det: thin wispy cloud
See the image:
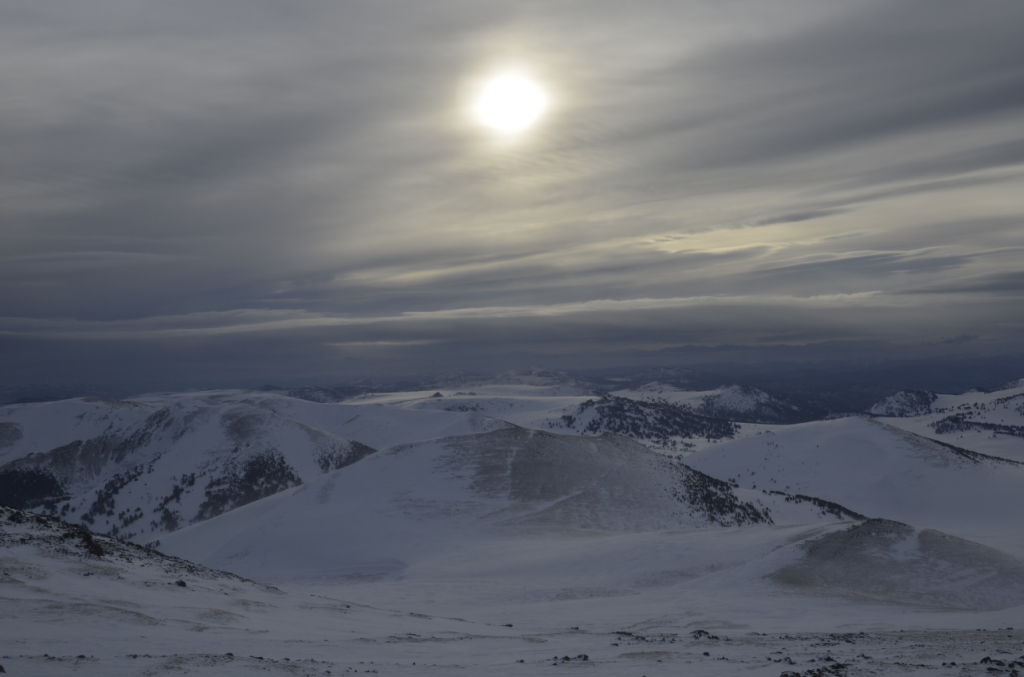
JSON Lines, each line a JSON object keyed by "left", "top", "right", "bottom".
{"left": 1, "top": 0, "right": 1021, "bottom": 388}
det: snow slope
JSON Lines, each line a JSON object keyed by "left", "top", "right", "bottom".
{"left": 685, "top": 417, "right": 1024, "bottom": 557}
{"left": 6, "top": 503, "right": 1024, "bottom": 676}
{"left": 0, "top": 390, "right": 505, "bottom": 541}
{"left": 870, "top": 381, "right": 1024, "bottom": 462}
{"left": 770, "top": 518, "right": 1024, "bottom": 611}
{"left": 158, "top": 427, "right": 862, "bottom": 583}
{"left": 4, "top": 382, "right": 1021, "bottom": 548}
{"left": 615, "top": 383, "right": 816, "bottom": 424}
{"left": 346, "top": 386, "right": 754, "bottom": 453}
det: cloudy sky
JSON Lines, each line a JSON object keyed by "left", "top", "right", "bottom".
{"left": 2, "top": 0, "right": 1023, "bottom": 389}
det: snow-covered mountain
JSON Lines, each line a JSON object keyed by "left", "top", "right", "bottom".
{"left": 868, "top": 380, "right": 1024, "bottom": 462}
{"left": 769, "top": 517, "right": 1024, "bottom": 611}
{"left": 550, "top": 394, "right": 740, "bottom": 452}
{"left": 4, "top": 379, "right": 1022, "bottom": 547}
{"left": 868, "top": 389, "right": 939, "bottom": 417}
{"left": 685, "top": 417, "right": 1024, "bottom": 556}
{"left": 4, "top": 377, "right": 1024, "bottom": 676}
{"left": 614, "top": 383, "right": 817, "bottom": 424}
{"left": 336, "top": 385, "right": 750, "bottom": 453}
{"left": 157, "top": 427, "right": 865, "bottom": 581}
{"left": 0, "top": 390, "right": 505, "bottom": 541}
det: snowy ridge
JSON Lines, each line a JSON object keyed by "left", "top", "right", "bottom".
{"left": 868, "top": 390, "right": 938, "bottom": 417}
{"left": 685, "top": 417, "right": 1024, "bottom": 556}
{"left": 340, "top": 386, "right": 755, "bottom": 454}
{"left": 869, "top": 380, "right": 1024, "bottom": 461}
{"left": 552, "top": 395, "right": 740, "bottom": 452}
{"left": 0, "top": 390, "right": 506, "bottom": 541}
{"left": 423, "top": 368, "right": 604, "bottom": 395}
{"left": 4, "top": 380, "right": 1024, "bottom": 676}
{"left": 609, "top": 384, "right": 819, "bottom": 424}
{"left": 0, "top": 503, "right": 251, "bottom": 583}
{"left": 696, "top": 385, "right": 807, "bottom": 423}
{"left": 5, "top": 503, "right": 1024, "bottom": 676}
{"left": 999, "top": 377, "right": 1024, "bottom": 391}
{"left": 771, "top": 518, "right": 1024, "bottom": 611}
{"left": 157, "top": 428, "right": 862, "bottom": 583}
{"left": 4, "top": 381, "right": 1022, "bottom": 548}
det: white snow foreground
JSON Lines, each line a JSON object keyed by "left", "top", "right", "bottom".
{"left": 2, "top": 382, "right": 1024, "bottom": 675}
{"left": 4, "top": 506, "right": 1024, "bottom": 677}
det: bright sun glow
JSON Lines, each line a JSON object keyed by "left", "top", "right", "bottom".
{"left": 473, "top": 74, "right": 547, "bottom": 133}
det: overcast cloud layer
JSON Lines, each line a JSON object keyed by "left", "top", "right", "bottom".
{"left": 1, "top": 0, "right": 1023, "bottom": 389}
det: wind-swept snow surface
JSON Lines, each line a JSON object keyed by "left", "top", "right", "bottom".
{"left": 3, "top": 383, "right": 1024, "bottom": 676}
{"left": 5, "top": 505, "right": 1024, "bottom": 676}
{"left": 0, "top": 390, "right": 506, "bottom": 541}
{"left": 159, "top": 428, "right": 863, "bottom": 582}
{"left": 771, "top": 518, "right": 1024, "bottom": 611}
{"left": 685, "top": 417, "right": 1024, "bottom": 557}
{"left": 870, "top": 381, "right": 1024, "bottom": 462}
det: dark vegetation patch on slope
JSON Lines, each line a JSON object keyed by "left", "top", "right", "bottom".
{"left": 564, "top": 395, "right": 738, "bottom": 447}
{"left": 678, "top": 469, "right": 771, "bottom": 526}
{"left": 0, "top": 408, "right": 173, "bottom": 485}
{"left": 80, "top": 462, "right": 151, "bottom": 526}
{"left": 931, "top": 413, "right": 1024, "bottom": 440}
{"left": 315, "top": 440, "right": 376, "bottom": 472}
{"left": 898, "top": 428, "right": 1024, "bottom": 467}
{"left": 764, "top": 490, "right": 867, "bottom": 521}
{"left": 0, "top": 466, "right": 68, "bottom": 510}
{"left": 869, "top": 390, "right": 938, "bottom": 417}
{"left": 195, "top": 451, "right": 302, "bottom": 522}
{"left": 0, "top": 399, "right": 377, "bottom": 540}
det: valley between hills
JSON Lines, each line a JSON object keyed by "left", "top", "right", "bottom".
{"left": 2, "top": 370, "right": 1023, "bottom": 676}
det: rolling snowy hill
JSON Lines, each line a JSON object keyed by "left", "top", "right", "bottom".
{"left": 869, "top": 380, "right": 1024, "bottom": 462}
{"left": 611, "top": 383, "right": 819, "bottom": 424}
{"left": 156, "top": 427, "right": 864, "bottom": 582}
{"left": 4, "top": 379, "right": 1024, "bottom": 676}
{"left": 0, "top": 390, "right": 506, "bottom": 541}
{"left": 5, "top": 503, "right": 1024, "bottom": 676}
{"left": 3, "top": 379, "right": 1022, "bottom": 547}
{"left": 685, "top": 417, "right": 1024, "bottom": 556}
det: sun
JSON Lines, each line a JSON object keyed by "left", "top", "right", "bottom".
{"left": 472, "top": 73, "right": 548, "bottom": 133}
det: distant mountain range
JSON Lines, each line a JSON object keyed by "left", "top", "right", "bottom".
{"left": 2, "top": 375, "right": 1021, "bottom": 549}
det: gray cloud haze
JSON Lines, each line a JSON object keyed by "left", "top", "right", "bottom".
{"left": 1, "top": 0, "right": 1022, "bottom": 389}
